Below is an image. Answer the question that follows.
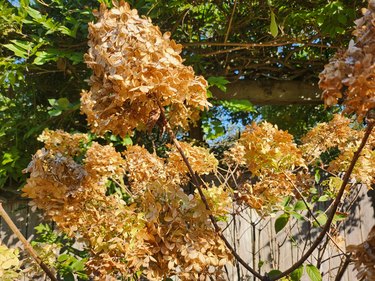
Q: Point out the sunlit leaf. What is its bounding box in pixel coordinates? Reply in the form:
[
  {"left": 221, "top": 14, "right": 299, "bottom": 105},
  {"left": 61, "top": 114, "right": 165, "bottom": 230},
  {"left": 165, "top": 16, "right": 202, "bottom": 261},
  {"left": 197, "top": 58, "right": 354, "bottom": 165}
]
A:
[
  {"left": 219, "top": 99, "right": 255, "bottom": 113},
  {"left": 270, "top": 10, "right": 278, "bottom": 37},
  {"left": 306, "top": 264, "right": 322, "bottom": 281},
  {"left": 313, "top": 212, "right": 328, "bottom": 227},
  {"left": 290, "top": 265, "right": 304, "bottom": 281}
]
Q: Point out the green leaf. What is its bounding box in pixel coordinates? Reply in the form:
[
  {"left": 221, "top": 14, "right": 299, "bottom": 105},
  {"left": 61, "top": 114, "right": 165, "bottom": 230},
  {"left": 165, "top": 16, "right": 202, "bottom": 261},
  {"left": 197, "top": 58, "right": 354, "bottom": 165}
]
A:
[
  {"left": 282, "top": 196, "right": 292, "bottom": 207},
  {"left": 294, "top": 200, "right": 307, "bottom": 211},
  {"left": 219, "top": 99, "right": 255, "bottom": 113},
  {"left": 42, "top": 19, "right": 58, "bottom": 32},
  {"left": 270, "top": 10, "right": 278, "bottom": 37},
  {"left": 34, "top": 49, "right": 83, "bottom": 65},
  {"left": 62, "top": 272, "right": 75, "bottom": 281},
  {"left": 3, "top": 44, "right": 28, "bottom": 58},
  {"left": 313, "top": 212, "right": 327, "bottom": 227},
  {"left": 275, "top": 213, "right": 289, "bottom": 234},
  {"left": 314, "top": 169, "right": 320, "bottom": 183},
  {"left": 306, "top": 264, "right": 322, "bottom": 281},
  {"left": 58, "top": 26, "right": 76, "bottom": 38},
  {"left": 34, "top": 51, "right": 58, "bottom": 65},
  {"left": 337, "top": 14, "right": 347, "bottom": 25},
  {"left": 71, "top": 260, "right": 85, "bottom": 271},
  {"left": 48, "top": 109, "right": 62, "bottom": 117},
  {"left": 57, "top": 254, "right": 70, "bottom": 262},
  {"left": 328, "top": 176, "right": 343, "bottom": 191},
  {"left": 65, "top": 52, "right": 83, "bottom": 64},
  {"left": 207, "top": 76, "right": 229, "bottom": 92},
  {"left": 2, "top": 152, "right": 15, "bottom": 165},
  {"left": 48, "top": 99, "right": 57, "bottom": 106},
  {"left": 317, "top": 195, "right": 330, "bottom": 202},
  {"left": 25, "top": 6, "right": 43, "bottom": 20},
  {"left": 290, "top": 211, "right": 304, "bottom": 221},
  {"left": 202, "top": 117, "right": 226, "bottom": 140},
  {"left": 121, "top": 135, "right": 133, "bottom": 146},
  {"left": 57, "top": 98, "right": 70, "bottom": 110},
  {"left": 268, "top": 269, "right": 282, "bottom": 278},
  {"left": 309, "top": 187, "right": 318, "bottom": 195},
  {"left": 10, "top": 40, "right": 34, "bottom": 53},
  {"left": 206, "top": 89, "right": 213, "bottom": 98},
  {"left": 333, "top": 212, "right": 348, "bottom": 222},
  {"left": 290, "top": 265, "right": 304, "bottom": 281}
]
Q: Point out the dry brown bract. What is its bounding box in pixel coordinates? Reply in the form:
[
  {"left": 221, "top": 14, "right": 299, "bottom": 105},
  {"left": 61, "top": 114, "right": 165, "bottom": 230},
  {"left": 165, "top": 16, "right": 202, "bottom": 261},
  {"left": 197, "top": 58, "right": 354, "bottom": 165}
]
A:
[
  {"left": 81, "top": 1, "right": 210, "bottom": 137},
  {"left": 319, "top": 0, "right": 375, "bottom": 120},
  {"left": 347, "top": 225, "right": 375, "bottom": 280}
]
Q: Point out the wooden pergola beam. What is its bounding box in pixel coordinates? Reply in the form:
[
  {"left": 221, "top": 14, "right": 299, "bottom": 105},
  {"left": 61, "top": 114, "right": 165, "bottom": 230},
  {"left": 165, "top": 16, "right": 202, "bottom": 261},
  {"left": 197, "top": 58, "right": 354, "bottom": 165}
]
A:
[{"left": 211, "top": 80, "right": 322, "bottom": 105}]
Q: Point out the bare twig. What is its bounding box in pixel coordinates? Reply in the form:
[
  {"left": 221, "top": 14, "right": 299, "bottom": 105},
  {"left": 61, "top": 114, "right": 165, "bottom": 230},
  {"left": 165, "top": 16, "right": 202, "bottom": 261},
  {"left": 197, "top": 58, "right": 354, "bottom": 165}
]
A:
[
  {"left": 334, "top": 254, "right": 351, "bottom": 281},
  {"left": 201, "top": 46, "right": 248, "bottom": 57},
  {"left": 224, "top": 0, "right": 237, "bottom": 43},
  {"left": 0, "top": 203, "right": 57, "bottom": 281}
]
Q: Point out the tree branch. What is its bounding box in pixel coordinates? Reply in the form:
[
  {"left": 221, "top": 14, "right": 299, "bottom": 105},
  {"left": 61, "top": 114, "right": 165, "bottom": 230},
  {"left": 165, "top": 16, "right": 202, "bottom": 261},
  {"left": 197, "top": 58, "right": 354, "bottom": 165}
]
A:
[
  {"left": 182, "top": 41, "right": 339, "bottom": 49},
  {"left": 334, "top": 254, "right": 351, "bottom": 281}
]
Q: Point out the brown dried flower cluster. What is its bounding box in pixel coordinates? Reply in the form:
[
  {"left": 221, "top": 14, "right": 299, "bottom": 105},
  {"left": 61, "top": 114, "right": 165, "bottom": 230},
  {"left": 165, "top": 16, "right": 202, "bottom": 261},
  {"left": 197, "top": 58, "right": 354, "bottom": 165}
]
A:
[
  {"left": 301, "top": 114, "right": 375, "bottom": 186},
  {"left": 225, "top": 122, "right": 307, "bottom": 212},
  {"left": 23, "top": 130, "right": 231, "bottom": 280},
  {"left": 37, "top": 129, "right": 89, "bottom": 156},
  {"left": 167, "top": 142, "right": 219, "bottom": 184},
  {"left": 319, "top": 0, "right": 375, "bottom": 120},
  {"left": 300, "top": 114, "right": 358, "bottom": 161},
  {"left": 81, "top": 1, "right": 209, "bottom": 137},
  {"left": 226, "top": 122, "right": 305, "bottom": 176},
  {"left": 347, "top": 225, "right": 375, "bottom": 280},
  {"left": 123, "top": 143, "right": 218, "bottom": 193},
  {"left": 238, "top": 172, "right": 312, "bottom": 212},
  {"left": 122, "top": 145, "right": 167, "bottom": 195}
]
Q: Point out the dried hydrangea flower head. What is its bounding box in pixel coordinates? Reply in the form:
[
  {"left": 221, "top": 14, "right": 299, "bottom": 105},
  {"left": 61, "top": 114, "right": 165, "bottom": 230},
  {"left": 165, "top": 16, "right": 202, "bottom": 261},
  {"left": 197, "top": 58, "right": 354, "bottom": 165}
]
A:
[
  {"left": 225, "top": 122, "right": 307, "bottom": 213},
  {"left": 347, "top": 225, "right": 375, "bottom": 280},
  {"left": 319, "top": 0, "right": 375, "bottom": 120},
  {"left": 81, "top": 1, "right": 210, "bottom": 137},
  {"left": 225, "top": 122, "right": 305, "bottom": 176}
]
